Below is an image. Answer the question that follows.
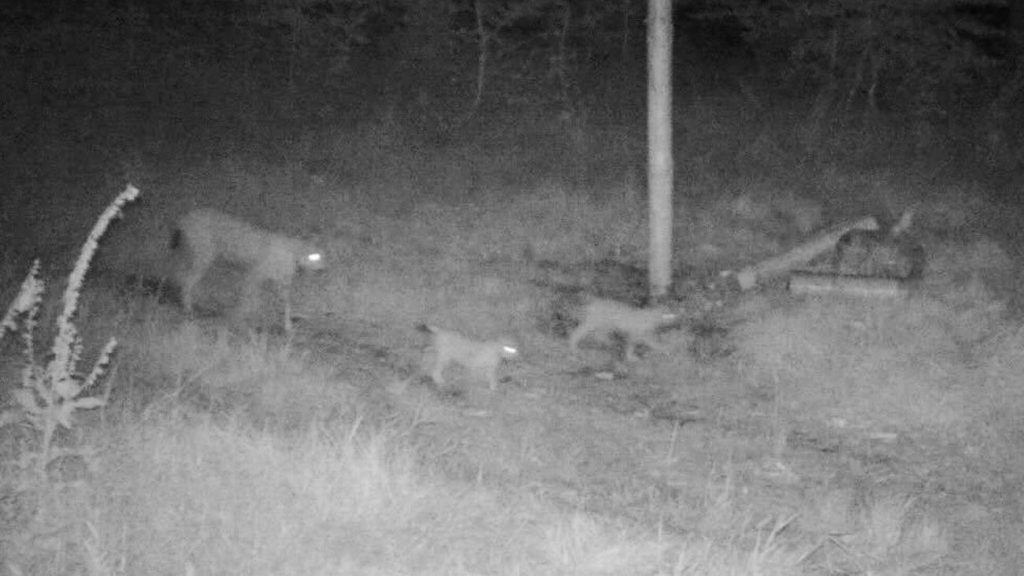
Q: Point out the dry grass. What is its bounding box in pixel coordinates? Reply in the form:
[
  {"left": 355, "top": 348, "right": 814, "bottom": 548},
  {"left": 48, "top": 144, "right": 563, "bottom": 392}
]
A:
[
  {"left": 116, "top": 323, "right": 359, "bottom": 428},
  {"left": 733, "top": 296, "right": 972, "bottom": 433},
  {"left": 91, "top": 408, "right": 681, "bottom": 575},
  {"left": 4, "top": 141, "right": 1024, "bottom": 575}
]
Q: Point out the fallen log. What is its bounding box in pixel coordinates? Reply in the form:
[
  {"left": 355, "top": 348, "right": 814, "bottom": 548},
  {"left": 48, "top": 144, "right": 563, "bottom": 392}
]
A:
[
  {"left": 734, "top": 216, "right": 879, "bottom": 290},
  {"left": 787, "top": 271, "right": 910, "bottom": 299}
]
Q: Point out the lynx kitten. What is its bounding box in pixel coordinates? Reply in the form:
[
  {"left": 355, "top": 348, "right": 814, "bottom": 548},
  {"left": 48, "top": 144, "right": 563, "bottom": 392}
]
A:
[
  {"left": 569, "top": 297, "right": 679, "bottom": 361},
  {"left": 418, "top": 324, "right": 519, "bottom": 390},
  {"left": 171, "top": 208, "right": 325, "bottom": 331}
]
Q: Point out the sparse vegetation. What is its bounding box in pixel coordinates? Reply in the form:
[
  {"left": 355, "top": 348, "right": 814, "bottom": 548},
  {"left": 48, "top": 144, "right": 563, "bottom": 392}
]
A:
[
  {"left": 3, "top": 169, "right": 1022, "bottom": 574},
  {"left": 4, "top": 1, "right": 1024, "bottom": 574},
  {"left": 1, "top": 185, "right": 138, "bottom": 574}
]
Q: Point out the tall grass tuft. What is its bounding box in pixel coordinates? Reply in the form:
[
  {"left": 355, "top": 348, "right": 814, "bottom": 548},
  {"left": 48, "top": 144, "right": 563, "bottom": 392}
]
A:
[{"left": 2, "top": 184, "right": 139, "bottom": 475}]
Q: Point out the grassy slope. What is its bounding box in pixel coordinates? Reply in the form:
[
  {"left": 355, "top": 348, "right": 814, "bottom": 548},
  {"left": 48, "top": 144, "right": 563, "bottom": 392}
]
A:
[{"left": 3, "top": 143, "right": 1024, "bottom": 575}]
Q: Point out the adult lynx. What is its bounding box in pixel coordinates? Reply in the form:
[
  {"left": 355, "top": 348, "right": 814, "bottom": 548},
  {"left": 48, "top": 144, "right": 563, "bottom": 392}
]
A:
[
  {"left": 569, "top": 297, "right": 679, "bottom": 361},
  {"left": 171, "top": 208, "right": 324, "bottom": 331}
]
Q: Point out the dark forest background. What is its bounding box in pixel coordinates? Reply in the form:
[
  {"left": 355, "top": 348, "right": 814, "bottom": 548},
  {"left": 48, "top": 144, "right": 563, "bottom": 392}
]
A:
[{"left": 2, "top": 0, "right": 1022, "bottom": 237}]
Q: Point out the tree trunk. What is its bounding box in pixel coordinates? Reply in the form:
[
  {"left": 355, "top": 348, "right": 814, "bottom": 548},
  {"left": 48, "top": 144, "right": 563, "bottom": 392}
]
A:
[{"left": 647, "top": 0, "right": 673, "bottom": 299}]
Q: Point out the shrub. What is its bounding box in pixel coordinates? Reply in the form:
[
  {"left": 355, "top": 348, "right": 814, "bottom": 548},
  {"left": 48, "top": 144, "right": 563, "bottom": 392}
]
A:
[{"left": 1, "top": 184, "right": 139, "bottom": 474}]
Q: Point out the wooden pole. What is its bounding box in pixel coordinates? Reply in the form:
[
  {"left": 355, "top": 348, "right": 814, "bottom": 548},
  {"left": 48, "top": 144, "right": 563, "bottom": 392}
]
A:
[{"left": 647, "top": 0, "right": 673, "bottom": 299}]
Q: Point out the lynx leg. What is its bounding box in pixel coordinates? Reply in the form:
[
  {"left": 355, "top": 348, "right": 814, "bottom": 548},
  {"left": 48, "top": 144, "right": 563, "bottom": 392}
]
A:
[
  {"left": 568, "top": 322, "right": 592, "bottom": 351},
  {"left": 624, "top": 339, "right": 640, "bottom": 362},
  {"left": 430, "top": 355, "right": 448, "bottom": 385},
  {"left": 625, "top": 334, "right": 664, "bottom": 361},
  {"left": 485, "top": 364, "right": 499, "bottom": 390},
  {"left": 177, "top": 254, "right": 212, "bottom": 313},
  {"left": 178, "top": 272, "right": 199, "bottom": 312},
  {"left": 279, "top": 283, "right": 293, "bottom": 332},
  {"left": 235, "top": 271, "right": 264, "bottom": 325},
  {"left": 646, "top": 336, "right": 667, "bottom": 355},
  {"left": 624, "top": 338, "right": 654, "bottom": 361},
  {"left": 282, "top": 300, "right": 292, "bottom": 332}
]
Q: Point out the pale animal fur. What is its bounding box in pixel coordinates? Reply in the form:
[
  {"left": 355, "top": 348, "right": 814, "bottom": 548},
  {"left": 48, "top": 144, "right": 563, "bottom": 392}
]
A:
[
  {"left": 418, "top": 324, "right": 519, "bottom": 390},
  {"left": 569, "top": 297, "right": 679, "bottom": 361},
  {"left": 171, "top": 208, "right": 325, "bottom": 331}
]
